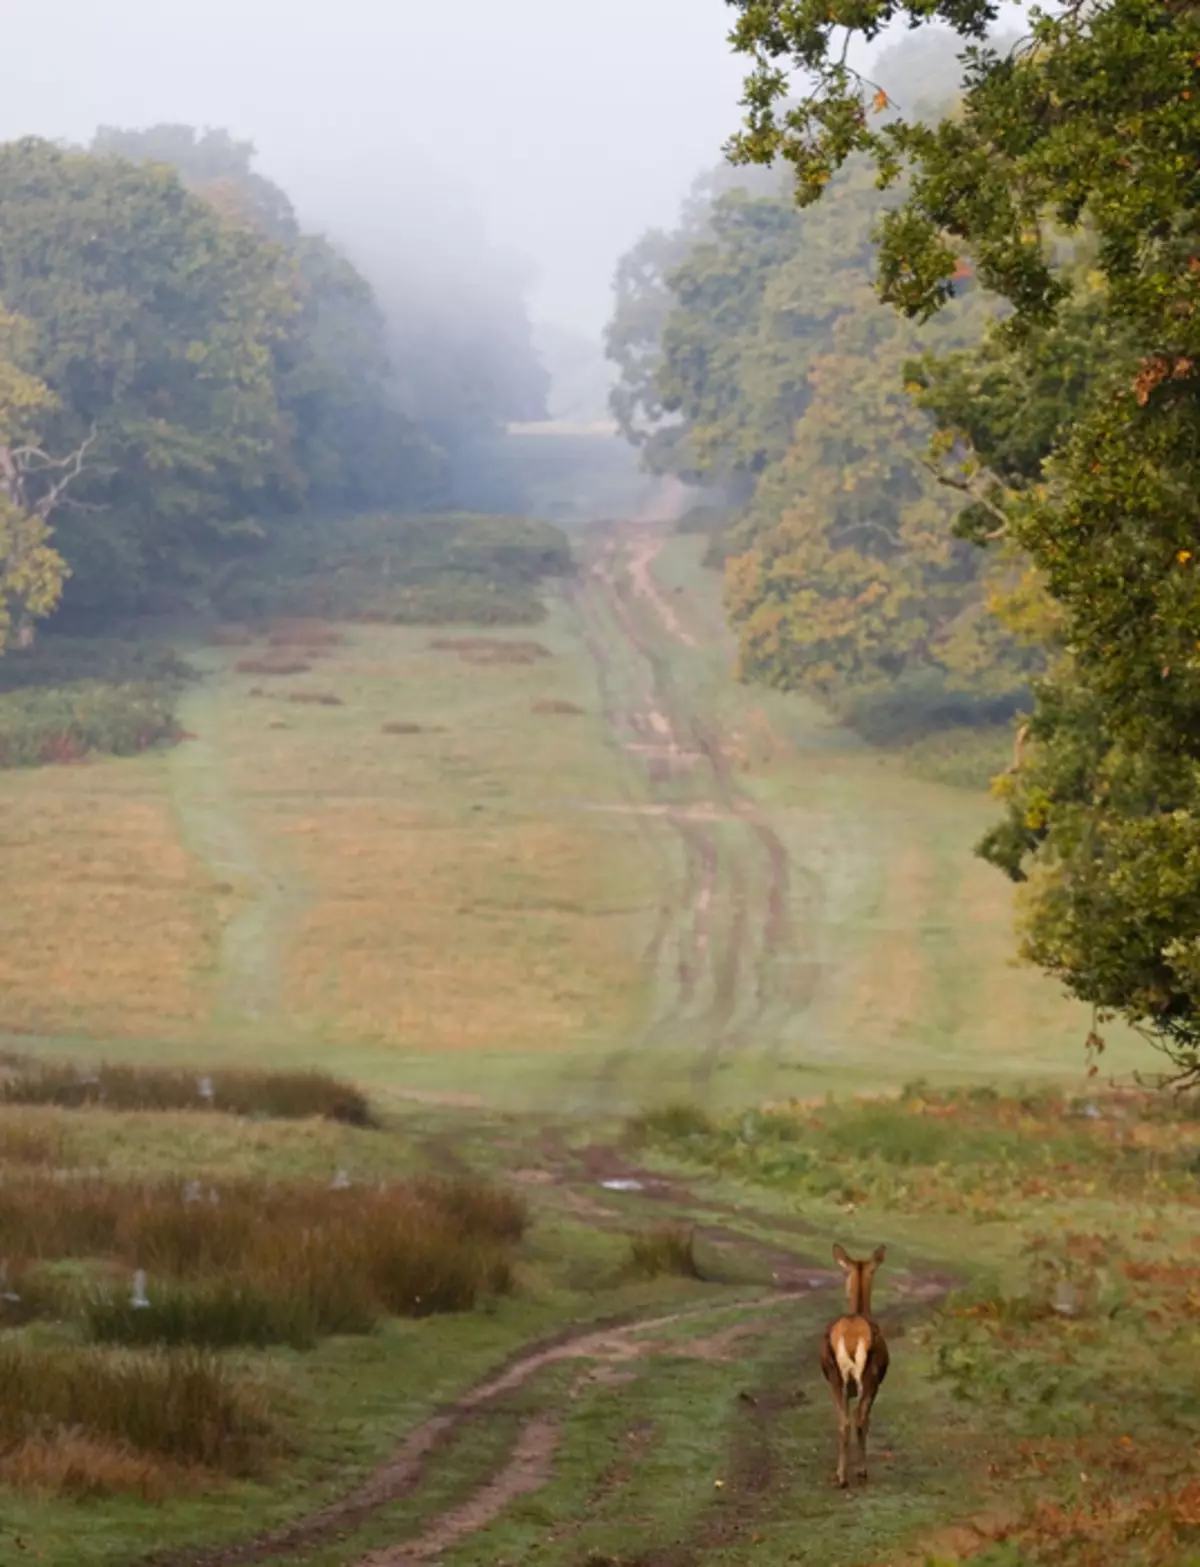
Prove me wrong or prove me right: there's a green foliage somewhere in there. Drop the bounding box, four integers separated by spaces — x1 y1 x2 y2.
217 511 572 626
893 722 1014 791
0 682 181 767
0 137 300 612
0 309 74 650
629 1085 1200 1209
0 635 194 766
722 1 1200 1069
0 1062 375 1126
609 137 1035 721
92 126 441 516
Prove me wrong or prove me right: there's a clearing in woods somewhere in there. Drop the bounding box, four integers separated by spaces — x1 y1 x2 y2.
0 507 1177 1567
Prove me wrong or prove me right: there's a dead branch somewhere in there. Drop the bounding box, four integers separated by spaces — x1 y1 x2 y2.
922 459 1012 537
1006 722 1030 774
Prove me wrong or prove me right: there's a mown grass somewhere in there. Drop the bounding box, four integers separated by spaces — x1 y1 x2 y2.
0 1062 375 1126
216 511 573 627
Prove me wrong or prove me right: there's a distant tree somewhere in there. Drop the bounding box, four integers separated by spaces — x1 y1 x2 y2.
0 137 301 614
724 0 1200 1076
92 125 440 512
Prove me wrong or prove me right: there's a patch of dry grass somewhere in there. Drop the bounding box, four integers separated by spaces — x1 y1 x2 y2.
0 1172 525 1347
0 765 220 1039
0 1345 276 1488
284 814 642 1051
627 1224 701 1279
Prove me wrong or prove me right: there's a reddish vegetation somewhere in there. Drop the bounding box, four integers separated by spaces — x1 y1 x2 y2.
532 699 583 716
266 620 343 649
234 656 311 677
430 637 550 665
208 626 256 648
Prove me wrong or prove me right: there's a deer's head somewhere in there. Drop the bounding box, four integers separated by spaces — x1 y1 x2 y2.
832 1243 886 1314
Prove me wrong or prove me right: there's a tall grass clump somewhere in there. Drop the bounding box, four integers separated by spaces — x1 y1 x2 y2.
0 1062 376 1126
0 1174 526 1347
627 1224 702 1279
0 1344 276 1478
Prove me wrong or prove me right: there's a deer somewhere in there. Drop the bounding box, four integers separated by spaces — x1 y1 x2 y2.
819 1243 889 1488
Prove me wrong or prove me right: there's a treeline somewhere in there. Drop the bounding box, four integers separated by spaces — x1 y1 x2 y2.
0 127 547 647
619 2 1200 1077
606 30 1040 743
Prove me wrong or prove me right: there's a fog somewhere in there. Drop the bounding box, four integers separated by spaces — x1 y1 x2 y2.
0 0 757 339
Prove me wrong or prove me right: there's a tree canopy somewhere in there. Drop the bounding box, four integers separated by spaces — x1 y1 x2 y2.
720 0 1200 1073
0 126 548 633
607 31 1035 732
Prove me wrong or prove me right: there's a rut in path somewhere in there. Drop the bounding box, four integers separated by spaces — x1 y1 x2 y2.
568 519 819 1090
142 1289 815 1567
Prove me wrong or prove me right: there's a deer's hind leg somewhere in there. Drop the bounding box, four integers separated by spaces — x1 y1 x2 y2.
824 1372 852 1487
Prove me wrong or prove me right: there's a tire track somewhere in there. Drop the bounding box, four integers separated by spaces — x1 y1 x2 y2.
572 519 818 1091
144 1289 819 1567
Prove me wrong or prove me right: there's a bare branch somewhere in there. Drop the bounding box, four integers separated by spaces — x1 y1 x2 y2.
28 427 101 522
921 457 1012 535
1005 722 1030 775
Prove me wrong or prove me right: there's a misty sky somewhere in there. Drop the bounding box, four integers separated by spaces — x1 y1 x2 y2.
0 2 1029 341
0 0 754 336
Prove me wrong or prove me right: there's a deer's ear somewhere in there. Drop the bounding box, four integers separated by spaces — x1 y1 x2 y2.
871 1245 887 1266
832 1243 852 1270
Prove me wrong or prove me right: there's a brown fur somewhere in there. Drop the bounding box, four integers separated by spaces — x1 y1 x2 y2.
819 1243 889 1487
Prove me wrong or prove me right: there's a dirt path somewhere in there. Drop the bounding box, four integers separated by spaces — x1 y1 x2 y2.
146 1283 816 1567
566 521 814 1094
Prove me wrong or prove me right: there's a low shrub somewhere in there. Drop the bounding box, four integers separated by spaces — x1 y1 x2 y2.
382 721 424 735
216 512 572 627
0 1063 376 1126
0 1343 276 1477
430 636 551 664
0 683 184 768
629 1086 1200 1209
286 691 343 706
208 624 256 647
267 620 343 648
532 699 583 715
675 503 731 536
836 673 1029 747
0 638 195 769
894 724 1015 791
234 655 311 677
627 1224 701 1279
629 1102 717 1142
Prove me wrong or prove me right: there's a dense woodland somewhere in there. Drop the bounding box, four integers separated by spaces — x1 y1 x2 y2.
0 126 550 642
611 6 1200 1074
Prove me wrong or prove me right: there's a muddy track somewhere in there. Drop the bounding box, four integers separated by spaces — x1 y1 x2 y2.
144 1289 817 1567
568 519 814 1093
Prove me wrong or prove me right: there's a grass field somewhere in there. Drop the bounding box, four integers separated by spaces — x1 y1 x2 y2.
0 499 1186 1567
